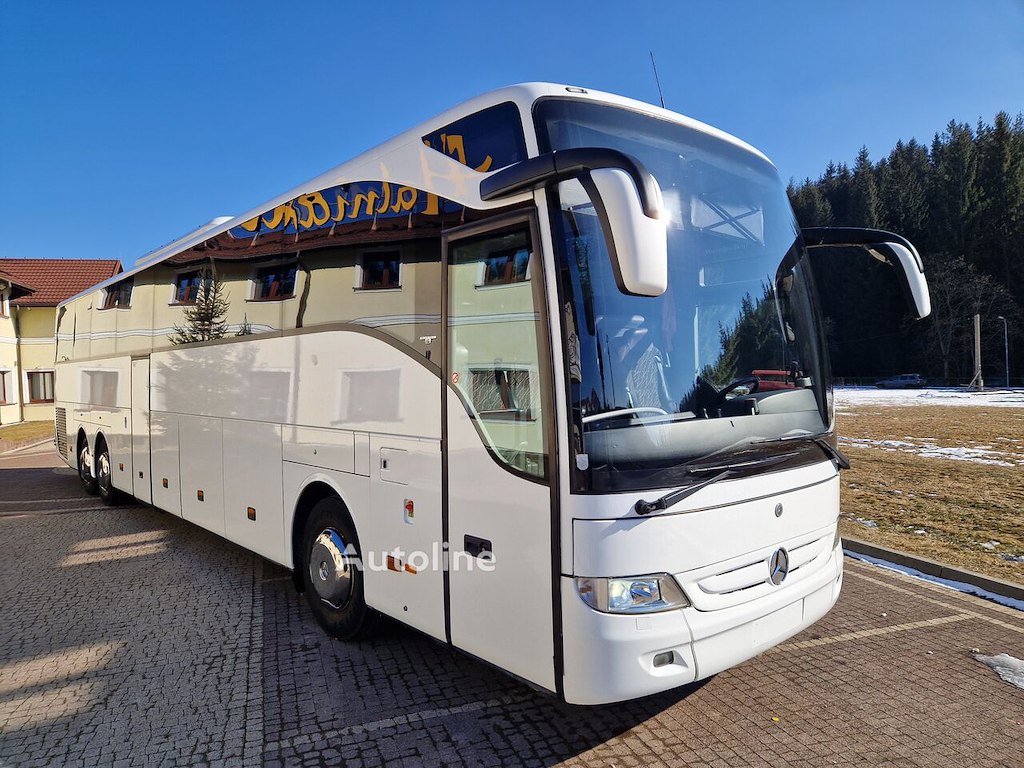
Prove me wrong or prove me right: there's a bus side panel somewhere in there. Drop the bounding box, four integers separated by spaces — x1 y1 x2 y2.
130 359 152 504
107 412 134 495
151 413 181 515
57 356 134 490
281 462 369 573
364 434 445 642
223 419 286 564
178 414 225 536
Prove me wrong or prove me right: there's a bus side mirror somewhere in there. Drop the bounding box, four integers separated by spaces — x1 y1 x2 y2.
582 169 667 297
802 227 931 319
480 148 668 297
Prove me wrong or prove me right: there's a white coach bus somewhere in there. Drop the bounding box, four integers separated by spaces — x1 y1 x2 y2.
54 83 930 705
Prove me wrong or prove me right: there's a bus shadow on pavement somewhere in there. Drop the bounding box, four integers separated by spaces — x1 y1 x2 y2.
261 566 708 766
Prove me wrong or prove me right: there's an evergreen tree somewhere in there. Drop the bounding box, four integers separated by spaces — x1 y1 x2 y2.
791 111 1024 384
821 162 853 225
849 146 882 228
788 179 835 226
975 112 1024 302
879 139 929 243
169 262 229 345
928 121 982 257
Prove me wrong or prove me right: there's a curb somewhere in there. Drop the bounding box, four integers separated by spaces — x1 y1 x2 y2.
843 537 1024 603
0 437 55 457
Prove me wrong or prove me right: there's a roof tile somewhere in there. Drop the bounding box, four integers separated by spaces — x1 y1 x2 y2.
0 259 122 307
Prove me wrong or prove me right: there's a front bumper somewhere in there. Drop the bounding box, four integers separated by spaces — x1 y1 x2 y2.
560 541 844 705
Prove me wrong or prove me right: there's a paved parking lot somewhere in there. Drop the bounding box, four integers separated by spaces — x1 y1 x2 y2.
1 445 1021 767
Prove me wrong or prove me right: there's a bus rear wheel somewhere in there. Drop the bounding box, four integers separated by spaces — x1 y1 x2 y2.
301 497 379 640
95 438 120 506
78 438 97 496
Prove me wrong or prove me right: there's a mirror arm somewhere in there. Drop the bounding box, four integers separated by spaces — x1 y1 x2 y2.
480 148 662 218
801 226 924 272
801 226 930 319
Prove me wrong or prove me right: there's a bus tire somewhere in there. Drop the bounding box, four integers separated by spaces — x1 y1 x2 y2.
301 497 379 640
95 438 120 506
78 435 98 496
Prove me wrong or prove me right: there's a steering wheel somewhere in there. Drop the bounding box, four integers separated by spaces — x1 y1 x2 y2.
706 375 760 411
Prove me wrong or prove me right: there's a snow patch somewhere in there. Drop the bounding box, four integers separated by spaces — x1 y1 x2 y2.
840 436 1021 467
844 550 1024 612
835 387 1024 410
973 653 1024 690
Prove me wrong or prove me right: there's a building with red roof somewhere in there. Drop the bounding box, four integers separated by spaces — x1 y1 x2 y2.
1 259 122 425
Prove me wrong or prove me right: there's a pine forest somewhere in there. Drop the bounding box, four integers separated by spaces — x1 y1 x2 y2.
788 111 1023 386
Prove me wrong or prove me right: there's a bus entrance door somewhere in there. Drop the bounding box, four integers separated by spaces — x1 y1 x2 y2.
444 220 557 693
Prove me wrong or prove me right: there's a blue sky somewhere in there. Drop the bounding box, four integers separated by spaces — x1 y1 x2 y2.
1 1 1022 266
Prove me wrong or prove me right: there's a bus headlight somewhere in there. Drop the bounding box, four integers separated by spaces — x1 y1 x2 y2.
575 574 690 614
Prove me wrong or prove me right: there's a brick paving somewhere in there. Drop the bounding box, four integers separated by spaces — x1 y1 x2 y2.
1 451 1021 767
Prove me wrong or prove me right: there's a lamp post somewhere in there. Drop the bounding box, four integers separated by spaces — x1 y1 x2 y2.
997 316 1009 388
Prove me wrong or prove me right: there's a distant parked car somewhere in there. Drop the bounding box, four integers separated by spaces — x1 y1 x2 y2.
875 373 926 389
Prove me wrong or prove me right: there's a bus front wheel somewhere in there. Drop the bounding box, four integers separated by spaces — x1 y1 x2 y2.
301 497 379 640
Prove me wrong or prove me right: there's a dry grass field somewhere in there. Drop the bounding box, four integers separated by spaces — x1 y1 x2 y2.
837 404 1024 585
0 420 53 449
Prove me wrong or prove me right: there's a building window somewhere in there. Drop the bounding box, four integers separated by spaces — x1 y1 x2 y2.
469 367 537 421
173 271 203 304
481 246 530 286
359 252 401 290
254 262 297 301
27 371 55 403
102 278 134 309
0 370 11 404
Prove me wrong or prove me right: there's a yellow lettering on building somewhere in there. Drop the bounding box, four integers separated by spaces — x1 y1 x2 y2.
238 216 261 233
296 193 332 229
376 182 392 214
261 203 299 231
348 188 382 219
423 193 439 216
442 133 493 172
391 186 419 213
331 191 351 222
441 134 465 164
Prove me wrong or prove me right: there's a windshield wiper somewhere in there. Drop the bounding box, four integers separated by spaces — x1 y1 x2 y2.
754 433 851 470
634 452 796 516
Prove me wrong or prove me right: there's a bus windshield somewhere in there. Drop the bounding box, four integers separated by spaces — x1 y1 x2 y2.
537 99 830 493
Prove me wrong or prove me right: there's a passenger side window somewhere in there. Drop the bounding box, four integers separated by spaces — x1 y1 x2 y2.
448 225 549 479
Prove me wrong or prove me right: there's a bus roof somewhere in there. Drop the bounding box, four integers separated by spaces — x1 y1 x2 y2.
60 83 773 308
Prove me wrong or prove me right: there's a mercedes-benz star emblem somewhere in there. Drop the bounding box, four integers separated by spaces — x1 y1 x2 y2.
769 548 790 586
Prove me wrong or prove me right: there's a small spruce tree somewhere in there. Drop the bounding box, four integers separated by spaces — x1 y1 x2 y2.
236 314 253 336
169 261 229 344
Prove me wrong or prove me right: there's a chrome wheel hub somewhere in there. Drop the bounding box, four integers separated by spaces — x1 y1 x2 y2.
309 528 353 609
79 446 92 477
97 453 110 486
